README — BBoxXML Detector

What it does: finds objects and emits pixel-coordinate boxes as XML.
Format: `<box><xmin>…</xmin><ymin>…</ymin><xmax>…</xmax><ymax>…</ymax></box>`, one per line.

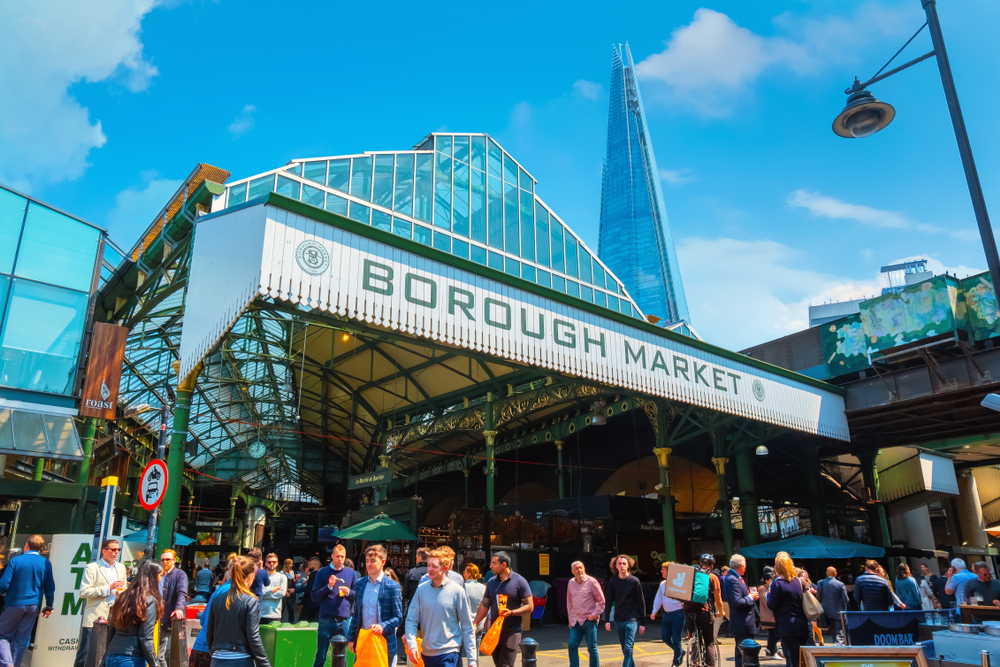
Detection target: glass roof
<box><xmin>217</xmin><ymin>133</ymin><xmax>644</xmax><ymax>320</ymax></box>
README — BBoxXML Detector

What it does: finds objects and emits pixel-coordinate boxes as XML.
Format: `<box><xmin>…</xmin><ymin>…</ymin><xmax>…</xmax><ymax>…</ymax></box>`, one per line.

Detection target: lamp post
<box><xmin>832</xmin><ymin>0</ymin><xmax>1000</xmax><ymax>294</ymax></box>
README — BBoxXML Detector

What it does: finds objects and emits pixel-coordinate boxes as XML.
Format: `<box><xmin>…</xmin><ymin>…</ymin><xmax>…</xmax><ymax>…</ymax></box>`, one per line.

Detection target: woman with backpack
<box><xmin>104</xmin><ymin>560</ymin><xmax>163</xmax><ymax>667</ymax></box>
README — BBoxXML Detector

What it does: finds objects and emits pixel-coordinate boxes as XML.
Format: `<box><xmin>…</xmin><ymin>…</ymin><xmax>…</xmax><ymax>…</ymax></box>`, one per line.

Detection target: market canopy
<box><xmin>123</xmin><ymin>529</ymin><xmax>196</xmax><ymax>546</ymax></box>
<box><xmin>335</xmin><ymin>513</ymin><xmax>417</xmax><ymax>541</ymax></box>
<box><xmin>740</xmin><ymin>534</ymin><xmax>884</xmax><ymax>560</ymax></box>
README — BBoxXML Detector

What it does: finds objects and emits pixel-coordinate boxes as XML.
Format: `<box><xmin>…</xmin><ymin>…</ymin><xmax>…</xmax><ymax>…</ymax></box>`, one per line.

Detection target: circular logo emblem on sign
<box><xmin>752</xmin><ymin>379</ymin><xmax>766</xmax><ymax>402</ymax></box>
<box><xmin>295</xmin><ymin>239</ymin><xmax>330</xmax><ymax>275</ymax></box>
<box><xmin>138</xmin><ymin>459</ymin><xmax>169</xmax><ymax>511</ymax></box>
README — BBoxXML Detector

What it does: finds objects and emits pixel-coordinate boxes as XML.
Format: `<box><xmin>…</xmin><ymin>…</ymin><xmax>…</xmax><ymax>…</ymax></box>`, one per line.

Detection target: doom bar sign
<box><xmin>80</xmin><ymin>322</ymin><xmax>128</xmax><ymax>419</ymax></box>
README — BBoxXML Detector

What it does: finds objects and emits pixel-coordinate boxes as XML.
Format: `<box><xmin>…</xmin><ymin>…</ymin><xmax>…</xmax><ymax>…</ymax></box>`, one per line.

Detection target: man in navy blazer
<box><xmin>816</xmin><ymin>567</ymin><xmax>848</xmax><ymax>645</ymax></box>
<box><xmin>349</xmin><ymin>544</ymin><xmax>403</xmax><ymax>667</ymax></box>
<box><xmin>722</xmin><ymin>555</ymin><xmax>758</xmax><ymax>667</ymax></box>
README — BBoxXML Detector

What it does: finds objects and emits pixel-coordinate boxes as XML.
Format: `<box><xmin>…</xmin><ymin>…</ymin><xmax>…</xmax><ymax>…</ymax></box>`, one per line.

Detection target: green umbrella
<box><xmin>335</xmin><ymin>513</ymin><xmax>417</xmax><ymax>541</ymax></box>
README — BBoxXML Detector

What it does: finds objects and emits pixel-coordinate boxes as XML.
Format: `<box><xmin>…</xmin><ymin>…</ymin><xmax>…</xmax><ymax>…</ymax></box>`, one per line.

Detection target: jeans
<box><xmin>313</xmin><ymin>618</ymin><xmax>351</xmax><ymax>667</ymax></box>
<box><xmin>423</xmin><ymin>652</ymin><xmax>460</xmax><ymax>667</ymax></box>
<box><xmin>660</xmin><ymin>611</ymin><xmax>684</xmax><ymax>664</ymax></box>
<box><xmin>780</xmin><ymin>633</ymin><xmax>814</xmax><ymax>667</ymax></box>
<box><xmin>568</xmin><ymin>620</ymin><xmax>599</xmax><ymax>667</ymax></box>
<box><xmin>105</xmin><ymin>656</ymin><xmax>146</xmax><ymax>667</ymax></box>
<box><xmin>73</xmin><ymin>625</ymin><xmax>93</xmax><ymax>667</ymax></box>
<box><xmin>614</xmin><ymin>620</ymin><xmax>639</xmax><ymax>667</ymax></box>
<box><xmin>211</xmin><ymin>657</ymin><xmax>255</xmax><ymax>667</ymax></box>
<box><xmin>0</xmin><ymin>604</ymin><xmax>38</xmax><ymax>667</ymax></box>
<box><xmin>687</xmin><ymin>611</ymin><xmax>717</xmax><ymax>667</ymax></box>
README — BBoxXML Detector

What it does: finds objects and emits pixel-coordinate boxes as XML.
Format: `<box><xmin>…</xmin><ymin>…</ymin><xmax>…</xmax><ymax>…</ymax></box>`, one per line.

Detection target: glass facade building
<box><xmin>0</xmin><ymin>186</ymin><xmax>108</xmax><ymax>397</ymax></box>
<box><xmin>217</xmin><ymin>133</ymin><xmax>645</xmax><ymax>319</ymax></box>
<box><xmin>598</xmin><ymin>44</ymin><xmax>690</xmax><ymax>325</ymax></box>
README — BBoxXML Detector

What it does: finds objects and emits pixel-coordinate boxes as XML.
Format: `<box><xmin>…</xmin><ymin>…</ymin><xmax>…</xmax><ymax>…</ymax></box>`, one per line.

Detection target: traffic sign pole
<box><xmin>145</xmin><ymin>404</ymin><xmax>170</xmax><ymax>560</ymax></box>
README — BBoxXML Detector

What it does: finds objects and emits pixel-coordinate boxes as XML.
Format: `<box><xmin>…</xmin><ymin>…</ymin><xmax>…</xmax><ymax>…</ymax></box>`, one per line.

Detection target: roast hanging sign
<box><xmin>80</xmin><ymin>322</ymin><xmax>129</xmax><ymax>420</ymax></box>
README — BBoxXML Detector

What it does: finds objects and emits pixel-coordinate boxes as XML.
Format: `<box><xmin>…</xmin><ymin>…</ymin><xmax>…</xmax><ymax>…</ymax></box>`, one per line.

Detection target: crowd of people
<box><xmin>0</xmin><ymin>533</ymin><xmax>997</xmax><ymax>667</ymax></box>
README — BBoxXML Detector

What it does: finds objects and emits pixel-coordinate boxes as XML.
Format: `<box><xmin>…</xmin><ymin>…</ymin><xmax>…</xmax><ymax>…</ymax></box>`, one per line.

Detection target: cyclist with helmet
<box><xmin>682</xmin><ymin>555</ymin><xmax>722</xmax><ymax>667</ymax></box>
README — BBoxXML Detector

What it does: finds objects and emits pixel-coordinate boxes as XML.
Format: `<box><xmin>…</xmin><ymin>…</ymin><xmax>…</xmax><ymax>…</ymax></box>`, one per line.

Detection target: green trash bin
<box><xmin>260</xmin><ymin>623</ymin><xmax>355</xmax><ymax>667</ymax></box>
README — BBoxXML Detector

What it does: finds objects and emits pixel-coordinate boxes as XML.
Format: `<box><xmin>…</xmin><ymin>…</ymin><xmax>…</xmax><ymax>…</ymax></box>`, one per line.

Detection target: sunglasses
<box><xmin>106</xmin><ymin>548</ymin><xmax>121</xmax><ymax>552</ymax></box>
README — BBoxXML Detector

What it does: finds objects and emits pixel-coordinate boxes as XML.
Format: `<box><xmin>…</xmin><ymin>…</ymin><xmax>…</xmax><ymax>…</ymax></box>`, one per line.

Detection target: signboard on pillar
<box><xmin>33</xmin><ymin>534</ymin><xmax>98</xmax><ymax>667</ymax></box>
<box><xmin>79</xmin><ymin>323</ymin><xmax>128</xmax><ymax>420</ymax></box>
<box><xmin>348</xmin><ymin>469</ymin><xmax>392</xmax><ymax>490</ymax></box>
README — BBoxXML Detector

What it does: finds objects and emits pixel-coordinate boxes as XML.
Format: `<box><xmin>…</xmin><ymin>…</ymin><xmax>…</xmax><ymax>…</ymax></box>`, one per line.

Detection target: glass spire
<box><xmin>598</xmin><ymin>43</ymin><xmax>690</xmax><ymax>325</ymax></box>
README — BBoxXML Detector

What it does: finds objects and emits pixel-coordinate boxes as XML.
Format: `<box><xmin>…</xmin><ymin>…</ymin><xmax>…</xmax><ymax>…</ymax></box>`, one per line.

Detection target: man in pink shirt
<box><xmin>567</xmin><ymin>561</ymin><xmax>606</xmax><ymax>667</ymax></box>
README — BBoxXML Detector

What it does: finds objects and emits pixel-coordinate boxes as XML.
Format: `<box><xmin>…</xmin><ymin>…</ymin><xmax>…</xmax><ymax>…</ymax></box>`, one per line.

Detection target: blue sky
<box><xmin>2</xmin><ymin>0</ymin><xmax>999</xmax><ymax>350</ymax></box>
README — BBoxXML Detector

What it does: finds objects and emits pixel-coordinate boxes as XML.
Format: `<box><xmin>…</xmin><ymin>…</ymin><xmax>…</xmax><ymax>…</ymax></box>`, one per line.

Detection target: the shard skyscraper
<box><xmin>598</xmin><ymin>43</ymin><xmax>690</xmax><ymax>325</ymax></box>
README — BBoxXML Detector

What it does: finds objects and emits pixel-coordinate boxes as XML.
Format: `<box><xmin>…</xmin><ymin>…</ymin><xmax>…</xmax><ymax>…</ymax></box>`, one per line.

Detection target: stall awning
<box><xmin>877</xmin><ymin>447</ymin><xmax>959</xmax><ymax>516</ymax></box>
<box><xmin>0</xmin><ymin>403</ymin><xmax>84</xmax><ymax>461</ymax></box>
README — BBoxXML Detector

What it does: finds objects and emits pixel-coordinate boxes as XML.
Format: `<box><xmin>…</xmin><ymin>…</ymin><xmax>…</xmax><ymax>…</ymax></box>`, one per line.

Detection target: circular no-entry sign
<box><xmin>139</xmin><ymin>459</ymin><xmax>169</xmax><ymax>511</ymax></box>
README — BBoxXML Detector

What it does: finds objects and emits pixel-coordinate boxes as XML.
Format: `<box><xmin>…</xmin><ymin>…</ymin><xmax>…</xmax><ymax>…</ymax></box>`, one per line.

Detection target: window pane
<box><xmin>471</xmin><ymin>137</ymin><xmax>486</xmax><ymax>171</ymax></box>
<box><xmin>567</xmin><ymin>280</ymin><xmax>580</xmax><ymax>298</ymax></box>
<box><xmin>534</xmin><ymin>203</ymin><xmax>549</xmax><ymax>267</ymax></box>
<box><xmin>593</xmin><ymin>260</ymin><xmax>606</xmax><ymax>288</ymax></box>
<box><xmin>372</xmin><ymin>155</ymin><xmax>394</xmax><ymax>208</ymax></box>
<box><xmin>503</xmin><ymin>154</ymin><xmax>517</xmax><ymax>185</ymax></box>
<box><xmin>505</xmin><ymin>258</ymin><xmax>520</xmax><ymax>277</ymax></box>
<box><xmin>488</xmin><ymin>139</ymin><xmax>503</xmax><ymax>179</ymax></box>
<box><xmin>16</xmin><ymin>204</ymin><xmax>100</xmax><ymax>292</ymax></box>
<box><xmin>550</xmin><ymin>223</ymin><xmax>564</xmax><ymax>273</ymax></box>
<box><xmin>393</xmin><ymin>154</ymin><xmax>414</xmax><ymax>217</ymax></box>
<box><xmin>304</xmin><ymin>161</ymin><xmax>327</xmax><ymax>185</ymax></box>
<box><xmin>414</xmin><ymin>224</ymin><xmax>432</xmax><ymax>247</ymax></box>
<box><xmin>536</xmin><ymin>269</ymin><xmax>551</xmax><ymax>288</ymax></box>
<box><xmin>552</xmin><ymin>275</ymin><xmax>566</xmax><ymax>293</ymax></box>
<box><xmin>0</xmin><ymin>189</ymin><xmax>27</xmax><ymax>275</ymax></box>
<box><xmin>594</xmin><ymin>291</ymin><xmax>607</xmax><ymax>308</ymax></box>
<box><xmin>608</xmin><ymin>295</ymin><xmax>619</xmax><ymax>312</ymax></box>
<box><xmin>351</xmin><ymin>156</ymin><xmax>372</xmax><ymax>201</ymax></box>
<box><xmin>414</xmin><ymin>154</ymin><xmax>433</xmax><ymax>223</ymax></box>
<box><xmin>522</xmin><ymin>264</ymin><xmax>535</xmax><ymax>283</ymax></box>
<box><xmin>504</xmin><ymin>182</ymin><xmax>518</xmax><ymax>256</ymax></box>
<box><xmin>436</xmin><ymin>135</ymin><xmax>452</xmax><ymax>156</ymax></box>
<box><xmin>452</xmin><ymin>239</ymin><xmax>469</xmax><ymax>259</ymax></box>
<box><xmin>276</xmin><ymin>175</ymin><xmax>299</xmax><ymax>198</ymax></box>
<box><xmin>392</xmin><ymin>217</ymin><xmax>412</xmax><ymax>239</ymax></box>
<box><xmin>348</xmin><ymin>201</ymin><xmax>370</xmax><ymax>224</ymax></box>
<box><xmin>565</xmin><ymin>233</ymin><xmax>579</xmax><ymax>277</ymax></box>
<box><xmin>0</xmin><ymin>280</ymin><xmax>89</xmax><ymax>394</ymax></box>
<box><xmin>433</xmin><ymin>232</ymin><xmax>451</xmax><ymax>253</ymax></box>
<box><xmin>488</xmin><ymin>251</ymin><xmax>503</xmax><ymax>272</ymax></box>
<box><xmin>581</xmin><ymin>285</ymin><xmax>593</xmax><ymax>303</ymax></box>
<box><xmin>248</xmin><ymin>175</ymin><xmax>274</xmax><ymax>200</ymax></box>
<box><xmin>470</xmin><ymin>245</ymin><xmax>487</xmax><ymax>266</ymax></box>
<box><xmin>228</xmin><ymin>183</ymin><xmax>247</xmax><ymax>207</ymax></box>
<box><xmin>454</xmin><ymin>136</ymin><xmax>469</xmax><ymax>164</ymax></box>
<box><xmin>579</xmin><ymin>249</ymin><xmax>592</xmax><ymax>283</ymax></box>
<box><xmin>519</xmin><ymin>190</ymin><xmax>534</xmax><ymax>262</ymax></box>
<box><xmin>487</xmin><ymin>176</ymin><xmax>503</xmax><ymax>250</ymax></box>
<box><xmin>286</xmin><ymin>164</ymin><xmax>302</xmax><ymax>177</ymax></box>
<box><xmin>519</xmin><ymin>167</ymin><xmax>532</xmax><ymax>193</ymax></box>
<box><xmin>302</xmin><ymin>185</ymin><xmax>324</xmax><ymax>208</ymax></box>
<box><xmin>372</xmin><ymin>209</ymin><xmax>392</xmax><ymax>232</ymax></box>
<box><xmin>453</xmin><ymin>162</ymin><xmax>469</xmax><ymax>237</ymax></box>
<box><xmin>325</xmin><ymin>194</ymin><xmax>348</xmax><ymax>215</ymax></box>
<box><xmin>470</xmin><ymin>168</ymin><xmax>486</xmax><ymax>243</ymax></box>
<box><xmin>328</xmin><ymin>159</ymin><xmax>350</xmax><ymax>193</ymax></box>
<box><xmin>0</xmin><ymin>276</ymin><xmax>8</xmax><ymax>323</ymax></box>
<box><xmin>434</xmin><ymin>153</ymin><xmax>452</xmax><ymax>230</ymax></box>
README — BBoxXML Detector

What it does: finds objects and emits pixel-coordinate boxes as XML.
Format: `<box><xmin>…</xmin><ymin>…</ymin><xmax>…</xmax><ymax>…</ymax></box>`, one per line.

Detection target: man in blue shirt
<box><xmin>312</xmin><ymin>545</ymin><xmax>358</xmax><ymax>667</ymax></box>
<box><xmin>0</xmin><ymin>535</ymin><xmax>54</xmax><ymax>667</ymax></box>
<box><xmin>946</xmin><ymin>559</ymin><xmax>979</xmax><ymax>606</ymax></box>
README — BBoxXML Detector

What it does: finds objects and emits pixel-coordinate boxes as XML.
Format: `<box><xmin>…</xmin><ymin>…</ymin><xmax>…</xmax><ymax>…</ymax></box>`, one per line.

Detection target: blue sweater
<box><xmin>311</xmin><ymin>565</ymin><xmax>358</xmax><ymax>619</ymax></box>
<box><xmin>192</xmin><ymin>582</ymin><xmax>230</xmax><ymax>653</ymax></box>
<box><xmin>0</xmin><ymin>551</ymin><xmax>55</xmax><ymax>607</ymax></box>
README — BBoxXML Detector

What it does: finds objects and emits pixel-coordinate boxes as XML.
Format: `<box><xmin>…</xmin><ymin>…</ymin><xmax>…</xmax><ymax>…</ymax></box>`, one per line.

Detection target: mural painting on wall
<box><xmin>823</xmin><ymin>314</ymin><xmax>871</xmax><ymax>376</ymax></box>
<box><xmin>961</xmin><ymin>272</ymin><xmax>1000</xmax><ymax>341</ymax></box>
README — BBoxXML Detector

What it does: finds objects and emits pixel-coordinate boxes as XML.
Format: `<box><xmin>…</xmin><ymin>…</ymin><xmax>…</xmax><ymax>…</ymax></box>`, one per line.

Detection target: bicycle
<box><xmin>685</xmin><ymin>612</ymin><xmax>719</xmax><ymax>667</ymax></box>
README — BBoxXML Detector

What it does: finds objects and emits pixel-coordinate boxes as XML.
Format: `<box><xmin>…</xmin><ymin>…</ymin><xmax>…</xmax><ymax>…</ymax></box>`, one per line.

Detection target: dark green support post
<box><xmin>859</xmin><ymin>449</ymin><xmax>891</xmax><ymax>549</ymax></box>
<box><xmin>156</xmin><ymin>363</ymin><xmax>200</xmax><ymax>555</ymax></box>
<box><xmin>653</xmin><ymin>447</ymin><xmax>676</xmax><ymax>561</ymax></box>
<box><xmin>484</xmin><ymin>433</ymin><xmax>496</xmax><ymax>511</ymax></box>
<box><xmin>736</xmin><ymin>447</ymin><xmax>761</xmax><ymax>547</ymax></box>
<box><xmin>805</xmin><ymin>449</ymin><xmax>829</xmax><ymax>537</ymax></box>
<box><xmin>463</xmin><ymin>470</ymin><xmax>469</xmax><ymax>507</ymax></box>
<box><xmin>712</xmin><ymin>456</ymin><xmax>733</xmax><ymax>558</ymax></box>
<box><xmin>556</xmin><ymin>441</ymin><xmax>565</xmax><ymax>500</ymax></box>
<box><xmin>77</xmin><ymin>418</ymin><xmax>98</xmax><ymax>485</ymax></box>
<box><xmin>33</xmin><ymin>458</ymin><xmax>44</xmax><ymax>481</ymax></box>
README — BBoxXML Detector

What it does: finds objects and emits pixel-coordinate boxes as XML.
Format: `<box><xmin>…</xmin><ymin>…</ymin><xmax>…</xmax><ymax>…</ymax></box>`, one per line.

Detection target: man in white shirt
<box><xmin>262</xmin><ymin>553</ymin><xmax>288</xmax><ymax>625</ymax></box>
<box><xmin>74</xmin><ymin>539</ymin><xmax>128</xmax><ymax>667</ymax></box>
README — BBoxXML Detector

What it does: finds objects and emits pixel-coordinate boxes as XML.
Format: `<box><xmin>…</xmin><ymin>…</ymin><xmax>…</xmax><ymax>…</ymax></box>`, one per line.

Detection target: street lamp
<box><xmin>832</xmin><ymin>0</ymin><xmax>1000</xmax><ymax>293</ymax></box>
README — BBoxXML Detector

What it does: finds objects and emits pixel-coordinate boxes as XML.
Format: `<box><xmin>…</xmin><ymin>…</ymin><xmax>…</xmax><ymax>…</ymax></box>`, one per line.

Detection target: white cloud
<box><xmin>787</xmin><ymin>189</ymin><xmax>941</xmax><ymax>233</ymax></box>
<box><xmin>106</xmin><ymin>171</ymin><xmax>182</xmax><ymax>243</ymax></box>
<box><xmin>952</xmin><ymin>228</ymin><xmax>981</xmax><ymax>242</ymax></box>
<box><xmin>228</xmin><ymin>105</ymin><xmax>256</xmax><ymax>138</ymax></box>
<box><xmin>572</xmin><ymin>79</ymin><xmax>602</xmax><ymax>101</ymax></box>
<box><xmin>659</xmin><ymin>168</ymin><xmax>696</xmax><ymax>185</ymax></box>
<box><xmin>634</xmin><ymin>4</ymin><xmax>920</xmax><ymax>116</ymax></box>
<box><xmin>0</xmin><ymin>0</ymin><xmax>161</xmax><ymax>191</ymax></box>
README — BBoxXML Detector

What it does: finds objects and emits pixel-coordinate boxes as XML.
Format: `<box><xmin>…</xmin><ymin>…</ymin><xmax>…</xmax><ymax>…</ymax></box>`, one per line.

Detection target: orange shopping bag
<box><xmin>355</xmin><ymin>629</ymin><xmax>389</xmax><ymax>667</ymax></box>
<box><xmin>410</xmin><ymin>638</ymin><xmax>424</xmax><ymax>667</ymax></box>
<box><xmin>478</xmin><ymin>617</ymin><xmax>504</xmax><ymax>656</ymax></box>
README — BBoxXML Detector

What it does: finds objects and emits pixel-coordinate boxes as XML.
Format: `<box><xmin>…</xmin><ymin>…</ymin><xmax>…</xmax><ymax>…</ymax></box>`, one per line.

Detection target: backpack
<box><xmin>691</xmin><ymin>570</ymin><xmax>710</xmax><ymax>605</ymax></box>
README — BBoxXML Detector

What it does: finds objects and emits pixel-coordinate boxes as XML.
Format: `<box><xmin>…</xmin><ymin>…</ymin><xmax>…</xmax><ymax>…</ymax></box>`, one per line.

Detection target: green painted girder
<box><xmin>919</xmin><ymin>433</ymin><xmax>1000</xmax><ymax>452</ymax></box>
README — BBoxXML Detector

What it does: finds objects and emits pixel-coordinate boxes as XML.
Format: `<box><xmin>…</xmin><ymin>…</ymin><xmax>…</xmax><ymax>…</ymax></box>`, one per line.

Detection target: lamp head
<box><xmin>755</xmin><ymin>444</ymin><xmax>769</xmax><ymax>456</ymax></box>
<box><xmin>833</xmin><ymin>86</ymin><xmax>895</xmax><ymax>138</ymax></box>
